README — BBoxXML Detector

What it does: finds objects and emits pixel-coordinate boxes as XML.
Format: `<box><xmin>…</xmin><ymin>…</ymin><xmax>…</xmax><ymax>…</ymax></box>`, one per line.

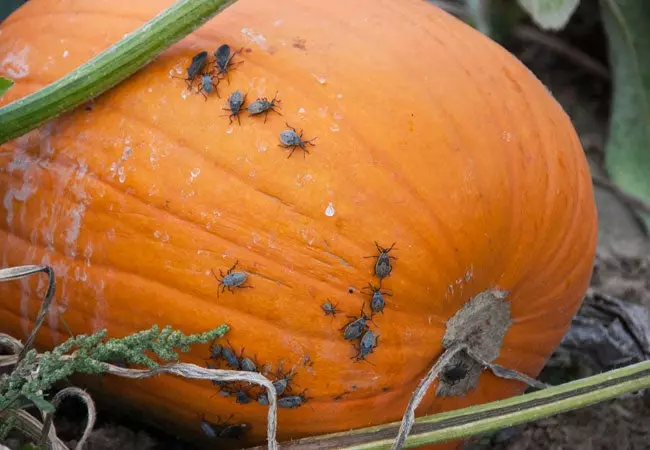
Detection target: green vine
<box><xmin>0</xmin><ymin>0</ymin><xmax>238</xmax><ymax>145</ymax></box>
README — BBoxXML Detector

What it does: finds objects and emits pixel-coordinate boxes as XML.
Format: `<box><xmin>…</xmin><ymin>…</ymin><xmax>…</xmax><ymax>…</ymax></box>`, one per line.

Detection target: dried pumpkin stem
<box><xmin>0</xmin><ymin>264</ymin><xmax>55</xmax><ymax>364</ymax></box>
<box><xmin>38</xmin><ymin>387</ymin><xmax>96</xmax><ymax>450</ymax></box>
<box><xmin>0</xmin><ymin>0</ymin><xmax>238</xmax><ymax>145</ymax></box>
<box><xmin>392</xmin><ymin>343</ymin><xmax>467</xmax><ymax>450</ymax></box>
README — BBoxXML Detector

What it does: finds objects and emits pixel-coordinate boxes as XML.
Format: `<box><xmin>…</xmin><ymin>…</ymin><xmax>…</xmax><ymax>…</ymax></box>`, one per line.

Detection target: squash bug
<box><xmin>362</xmin><ymin>282</ymin><xmax>392</xmax><ymax>314</ymax></box>
<box><xmin>211</xmin><ymin>260</ymin><xmax>252</xmax><ymax>297</ymax></box>
<box><xmin>240</xmin><ymin>353</ymin><xmax>258</xmax><ymax>372</ymax></box>
<box><xmin>196</xmin><ymin>72</ymin><xmax>220</xmax><ymax>99</ymax></box>
<box><xmin>441</xmin><ymin>363</ymin><xmax>468</xmax><ymax>386</ymax></box>
<box><xmin>321</xmin><ymin>300</ymin><xmax>340</xmax><ymax>317</ymax></box>
<box><xmin>200</xmin><ymin>414</ymin><xmax>249</xmax><ymax>440</ymax></box>
<box><xmin>221</xmin><ymin>340</ymin><xmax>241</xmax><ymax>369</ymax></box>
<box><xmin>273</xmin><ymin>364</ymin><xmax>297</xmax><ymax>396</ymax></box>
<box><xmin>173</xmin><ymin>51</ymin><xmax>208</xmax><ymax>88</ymax></box>
<box><xmin>235</xmin><ymin>389</ymin><xmax>253</xmax><ymax>404</ymax></box>
<box><xmin>248</xmin><ymin>91</ymin><xmax>282</xmax><ymax>123</ymax></box>
<box><xmin>353</xmin><ymin>329</ymin><xmax>378</xmax><ymax>363</ymax></box>
<box><xmin>208</xmin><ymin>338</ymin><xmax>223</xmax><ymax>360</ymax></box>
<box><xmin>223</xmin><ymin>90</ymin><xmax>247</xmax><ymax>125</ymax></box>
<box><xmin>277</xmin><ymin>390</ymin><xmax>310</xmax><ymax>409</ymax></box>
<box><xmin>214</xmin><ymin>44</ymin><xmax>243</xmax><ymax>83</ymax></box>
<box><xmin>365</xmin><ymin>242</ymin><xmax>397</xmax><ymax>279</ymax></box>
<box><xmin>257</xmin><ymin>392</ymin><xmax>269</xmax><ymax>406</ymax></box>
<box><xmin>341</xmin><ymin>304</ymin><xmax>374</xmax><ymax>340</ymax></box>
<box><xmin>278</xmin><ymin>123</ymin><xmax>317</xmax><ymax>159</ymax></box>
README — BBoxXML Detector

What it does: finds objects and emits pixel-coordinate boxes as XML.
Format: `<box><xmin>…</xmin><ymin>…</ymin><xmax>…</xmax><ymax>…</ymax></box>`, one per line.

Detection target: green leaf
<box><xmin>517</xmin><ymin>0</ymin><xmax>581</xmax><ymax>30</ymax></box>
<box><xmin>0</xmin><ymin>77</ymin><xmax>13</xmax><ymax>98</ymax></box>
<box><xmin>25</xmin><ymin>394</ymin><xmax>55</xmax><ymax>414</ymax></box>
<box><xmin>601</xmin><ymin>0</ymin><xmax>650</xmax><ymax>231</ymax></box>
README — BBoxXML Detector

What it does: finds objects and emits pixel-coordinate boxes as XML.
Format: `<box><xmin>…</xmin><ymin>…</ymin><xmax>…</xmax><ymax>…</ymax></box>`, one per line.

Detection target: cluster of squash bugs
<box><xmin>174</xmin><ymin>45</ymin><xmax>243</xmax><ymax>99</ymax></box>
<box><xmin>175</xmin><ymin>45</ymin><xmax>319</xmax><ymax>159</ymax></box>
<box><xmin>205</xmin><ymin>338</ymin><xmax>308</xmax><ymax>408</ymax></box>
<box><xmin>319</xmin><ymin>242</ymin><xmax>397</xmax><ymax>363</ymax></box>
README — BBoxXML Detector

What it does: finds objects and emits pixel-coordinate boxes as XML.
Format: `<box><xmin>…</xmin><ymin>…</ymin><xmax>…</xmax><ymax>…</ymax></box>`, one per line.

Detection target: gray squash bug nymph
<box><xmin>235</xmin><ymin>389</ymin><xmax>253</xmax><ymax>404</ymax></box>
<box><xmin>441</xmin><ymin>363</ymin><xmax>468</xmax><ymax>386</ymax></box>
<box><xmin>257</xmin><ymin>392</ymin><xmax>269</xmax><ymax>406</ymax></box>
<box><xmin>200</xmin><ymin>414</ymin><xmax>249</xmax><ymax>440</ymax></box>
<box><xmin>321</xmin><ymin>300</ymin><xmax>340</xmax><ymax>317</ymax></box>
<box><xmin>248</xmin><ymin>91</ymin><xmax>282</xmax><ymax>123</ymax></box>
<box><xmin>353</xmin><ymin>329</ymin><xmax>378</xmax><ymax>363</ymax></box>
<box><xmin>214</xmin><ymin>44</ymin><xmax>243</xmax><ymax>83</ymax></box>
<box><xmin>362</xmin><ymin>282</ymin><xmax>392</xmax><ymax>315</ymax></box>
<box><xmin>209</xmin><ymin>338</ymin><xmax>223</xmax><ymax>360</ymax></box>
<box><xmin>240</xmin><ymin>355</ymin><xmax>258</xmax><ymax>372</ymax></box>
<box><xmin>365</xmin><ymin>242</ymin><xmax>397</xmax><ymax>279</ymax></box>
<box><xmin>277</xmin><ymin>390</ymin><xmax>310</xmax><ymax>409</ymax></box>
<box><xmin>222</xmin><ymin>90</ymin><xmax>247</xmax><ymax>125</ymax></box>
<box><xmin>196</xmin><ymin>72</ymin><xmax>220</xmax><ymax>99</ymax></box>
<box><xmin>278</xmin><ymin>123</ymin><xmax>317</xmax><ymax>159</ymax></box>
<box><xmin>173</xmin><ymin>51</ymin><xmax>208</xmax><ymax>88</ymax></box>
<box><xmin>211</xmin><ymin>260</ymin><xmax>252</xmax><ymax>297</ymax></box>
<box><xmin>341</xmin><ymin>304</ymin><xmax>373</xmax><ymax>340</ymax></box>
<box><xmin>221</xmin><ymin>342</ymin><xmax>241</xmax><ymax>369</ymax></box>
<box><xmin>273</xmin><ymin>365</ymin><xmax>297</xmax><ymax>396</ymax></box>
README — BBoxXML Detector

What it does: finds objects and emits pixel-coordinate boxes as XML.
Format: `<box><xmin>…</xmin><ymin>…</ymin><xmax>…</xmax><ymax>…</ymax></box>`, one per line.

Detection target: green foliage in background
<box><xmin>601</xmin><ymin>0</ymin><xmax>650</xmax><ymax>230</ymax></box>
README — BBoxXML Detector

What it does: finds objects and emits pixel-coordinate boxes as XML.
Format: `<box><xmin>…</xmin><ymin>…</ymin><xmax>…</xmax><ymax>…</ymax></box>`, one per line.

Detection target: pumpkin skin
<box><xmin>0</xmin><ymin>0</ymin><xmax>597</xmax><ymax>446</ymax></box>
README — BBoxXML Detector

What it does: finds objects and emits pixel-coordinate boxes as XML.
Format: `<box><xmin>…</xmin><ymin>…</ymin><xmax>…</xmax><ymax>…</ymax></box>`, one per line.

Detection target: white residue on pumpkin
<box><xmin>297</xmin><ymin>228</ymin><xmax>316</xmax><ymax>246</ymax></box>
<box><xmin>273</xmin><ymin>19</ymin><xmax>284</xmax><ymax>27</ymax></box>
<box><xmin>188</xmin><ymin>167</ymin><xmax>201</xmax><ymax>184</ymax></box>
<box><xmin>251</xmin><ymin>232</ymin><xmax>261</xmax><ymax>245</ymax></box>
<box><xmin>63</xmin><ymin>50</ymin><xmax>69</xmax><ymax>58</ymax></box>
<box><xmin>256</xmin><ymin>140</ymin><xmax>268</xmax><ymax>152</ymax></box>
<box><xmin>148</xmin><ymin>184</ymin><xmax>159</xmax><ymax>197</ymax></box>
<box><xmin>1</xmin><ymin>45</ymin><xmax>30</xmax><ymax>79</ymax></box>
<box><xmin>197</xmin><ymin>249</ymin><xmax>210</xmax><ymax>256</ymax></box>
<box><xmin>298</xmin><ymin>107</ymin><xmax>306</xmax><ymax>116</ymax></box>
<box><xmin>180</xmin><ymin>90</ymin><xmax>189</xmax><ymax>100</ymax></box>
<box><xmin>180</xmin><ymin>189</ymin><xmax>196</xmax><ymax>200</ymax></box>
<box><xmin>318</xmin><ymin>107</ymin><xmax>328</xmax><ymax>118</ymax></box>
<box><xmin>249</xmin><ymin>171</ymin><xmax>256</xmax><ymax>178</ymax></box>
<box><xmin>109</xmin><ymin>142</ymin><xmax>133</xmax><ymax>183</ymax></box>
<box><xmin>296</xmin><ymin>173</ymin><xmax>314</xmax><ymax>187</ymax></box>
<box><xmin>241</xmin><ymin>28</ymin><xmax>268</xmax><ymax>50</ymax></box>
<box><xmin>330</xmin><ymin>123</ymin><xmax>340</xmax><ymax>132</ymax></box>
<box><xmin>312</xmin><ymin>73</ymin><xmax>327</xmax><ymax>85</ymax></box>
<box><xmin>337</xmin><ymin>93</ymin><xmax>344</xmax><ymax>99</ymax></box>
<box><xmin>501</xmin><ymin>131</ymin><xmax>513</xmax><ymax>143</ymax></box>
<box><xmin>226</xmin><ymin>127</ymin><xmax>234</xmax><ymax>135</ymax></box>
<box><xmin>105</xmin><ymin>228</ymin><xmax>116</xmax><ymax>242</ymax></box>
<box><xmin>154</xmin><ymin>230</ymin><xmax>170</xmax><ymax>243</ymax></box>
<box><xmin>325</xmin><ymin>202</ymin><xmax>335</xmax><ymax>217</ymax></box>
<box><xmin>65</xmin><ymin>203</ymin><xmax>86</xmax><ymax>257</ymax></box>
<box><xmin>333</xmin><ymin>111</ymin><xmax>344</xmax><ymax>121</ymax></box>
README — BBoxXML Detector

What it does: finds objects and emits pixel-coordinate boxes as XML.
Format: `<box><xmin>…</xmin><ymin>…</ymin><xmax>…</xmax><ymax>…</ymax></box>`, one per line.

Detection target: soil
<box><xmin>4</xmin><ymin>1</ymin><xmax>650</xmax><ymax>449</ymax></box>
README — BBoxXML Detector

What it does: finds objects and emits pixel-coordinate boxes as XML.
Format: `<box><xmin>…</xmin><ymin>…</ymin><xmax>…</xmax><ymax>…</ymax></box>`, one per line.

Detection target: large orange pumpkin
<box><xmin>0</xmin><ymin>0</ymin><xmax>597</xmax><ymax>447</ymax></box>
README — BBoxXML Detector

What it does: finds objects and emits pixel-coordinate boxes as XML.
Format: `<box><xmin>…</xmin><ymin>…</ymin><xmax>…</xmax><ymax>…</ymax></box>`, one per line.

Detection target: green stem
<box><xmin>0</xmin><ymin>0</ymin><xmax>237</xmax><ymax>145</ymax></box>
<box><xmin>256</xmin><ymin>360</ymin><xmax>650</xmax><ymax>449</ymax></box>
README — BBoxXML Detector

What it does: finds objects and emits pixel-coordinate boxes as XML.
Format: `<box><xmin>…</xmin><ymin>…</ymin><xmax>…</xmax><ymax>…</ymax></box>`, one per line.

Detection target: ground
<box><xmin>4</xmin><ymin>2</ymin><xmax>650</xmax><ymax>449</ymax></box>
